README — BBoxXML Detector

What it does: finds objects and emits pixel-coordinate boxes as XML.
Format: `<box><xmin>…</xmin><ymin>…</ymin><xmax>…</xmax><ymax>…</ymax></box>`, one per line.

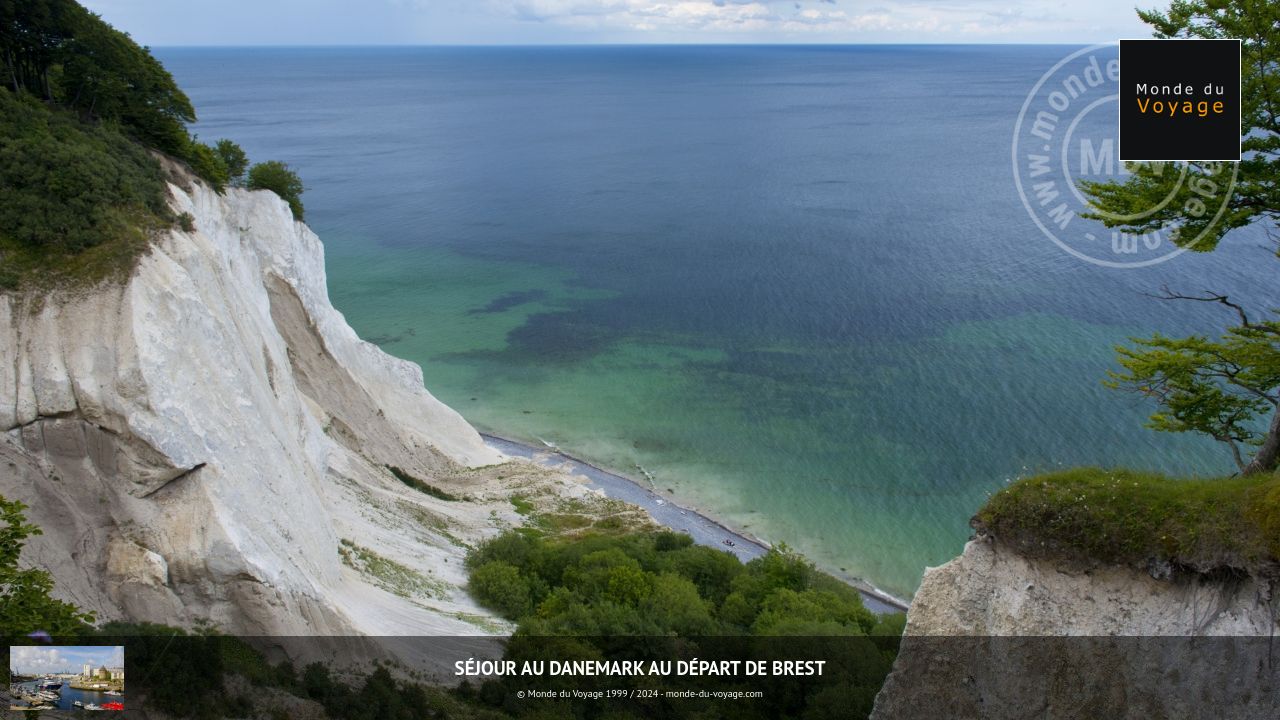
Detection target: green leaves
<box><xmin>184</xmin><ymin>139</ymin><xmax>230</xmax><ymax>192</ymax></box>
<box><xmin>247</xmin><ymin>160</ymin><xmax>306</xmax><ymax>220</ymax></box>
<box><xmin>468</xmin><ymin>531</ymin><xmax>901</xmax><ymax>718</ymax></box>
<box><xmin>974</xmin><ymin>467</ymin><xmax>1278</xmax><ymax>576</ymax></box>
<box><xmin>1106</xmin><ymin>322</ymin><xmax>1280</xmax><ymax>471</ymax></box>
<box><xmin>0</xmin><ymin>1</ymin><xmax>197</xmax><ymax>155</ymax></box>
<box><xmin>1083</xmin><ymin>1</ymin><xmax>1280</xmax><ymax>255</ymax></box>
<box><xmin>0</xmin><ymin>89</ymin><xmax>170</xmax><ymax>253</ymax></box>
<box><xmin>213</xmin><ymin>139</ymin><xmax>248</xmax><ymax>185</ymax></box>
<box><xmin>1079</xmin><ymin>162</ymin><xmax>1252</xmax><ymax>252</ymax></box>
<box><xmin>469</xmin><ymin>561</ymin><xmax>533</xmax><ymax>618</ymax></box>
<box><xmin>466</xmin><ymin>529</ymin><xmax>881</xmax><ymax>637</ymax></box>
<box><xmin>0</xmin><ymin>2</ymin><xmax>292</xmax><ymax>267</ymax></box>
<box><xmin>0</xmin><ymin>495</ymin><xmax>95</xmax><ymax>636</ymax></box>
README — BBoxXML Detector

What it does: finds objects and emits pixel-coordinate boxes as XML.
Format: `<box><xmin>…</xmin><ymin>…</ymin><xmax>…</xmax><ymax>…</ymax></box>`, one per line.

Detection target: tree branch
<box><xmin>1142</xmin><ymin>285</ymin><xmax>1254</xmax><ymax>326</ymax></box>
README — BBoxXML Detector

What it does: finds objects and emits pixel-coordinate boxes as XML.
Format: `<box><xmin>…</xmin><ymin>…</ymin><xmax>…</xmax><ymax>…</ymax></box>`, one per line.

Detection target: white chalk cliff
<box><xmin>871</xmin><ymin>537</ymin><xmax>1280</xmax><ymax>719</ymax></box>
<box><xmin>0</xmin><ymin>168</ymin><xmax>542</xmax><ymax>637</ymax></box>
<box><xmin>894</xmin><ymin>537</ymin><xmax>1277</xmax><ymax>636</ymax></box>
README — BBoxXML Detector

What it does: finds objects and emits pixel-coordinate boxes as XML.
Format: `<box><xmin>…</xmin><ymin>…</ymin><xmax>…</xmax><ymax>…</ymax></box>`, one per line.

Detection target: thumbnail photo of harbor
<box><xmin>7</xmin><ymin>646</ymin><xmax>124</xmax><ymax>712</ymax></box>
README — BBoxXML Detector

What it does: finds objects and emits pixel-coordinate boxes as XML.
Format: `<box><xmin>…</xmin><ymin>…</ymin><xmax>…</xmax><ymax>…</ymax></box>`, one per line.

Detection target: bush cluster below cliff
<box><xmin>465</xmin><ymin>529</ymin><xmax>905</xmax><ymax>719</ymax></box>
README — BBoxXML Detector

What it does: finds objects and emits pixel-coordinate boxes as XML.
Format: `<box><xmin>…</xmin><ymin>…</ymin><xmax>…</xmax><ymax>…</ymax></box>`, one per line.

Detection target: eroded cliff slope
<box><xmin>1</xmin><ymin>171</ymin><xmax>568</xmax><ymax>637</ymax></box>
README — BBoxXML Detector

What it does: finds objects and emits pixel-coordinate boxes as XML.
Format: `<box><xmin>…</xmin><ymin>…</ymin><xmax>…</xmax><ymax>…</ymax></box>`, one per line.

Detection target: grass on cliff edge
<box><xmin>974</xmin><ymin>467</ymin><xmax>1280</xmax><ymax>579</ymax></box>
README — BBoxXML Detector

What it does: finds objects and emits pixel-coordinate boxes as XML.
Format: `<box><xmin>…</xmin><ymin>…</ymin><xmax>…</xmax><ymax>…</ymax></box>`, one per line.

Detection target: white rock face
<box><xmin>872</xmin><ymin>538</ymin><xmax>1280</xmax><ymax>719</ymax></box>
<box><xmin>1</xmin><ymin>174</ymin><xmax>516</xmax><ymax>638</ymax></box>
<box><xmin>902</xmin><ymin>537</ymin><xmax>1276</xmax><ymax>636</ymax></box>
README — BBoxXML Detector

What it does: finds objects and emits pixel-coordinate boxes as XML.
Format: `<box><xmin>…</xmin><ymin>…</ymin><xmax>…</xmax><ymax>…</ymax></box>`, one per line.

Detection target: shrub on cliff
<box><xmin>974</xmin><ymin>468</ymin><xmax>1280</xmax><ymax>578</ymax></box>
<box><xmin>0</xmin><ymin>0</ymin><xmax>299</xmax><ymax>289</ymax></box>
<box><xmin>0</xmin><ymin>1</ymin><xmax>224</xmax><ymax>178</ymax></box>
<box><xmin>469</xmin><ymin>561</ymin><xmax>534</xmax><ymax>619</ymax></box>
<box><xmin>0</xmin><ymin>89</ymin><xmax>175</xmax><ymax>287</ymax></box>
<box><xmin>185</xmin><ymin>138</ymin><xmax>230</xmax><ymax>192</ymax></box>
<box><xmin>248</xmin><ymin>160</ymin><xmax>306</xmax><ymax>220</ymax></box>
<box><xmin>214</xmin><ymin>138</ymin><xmax>249</xmax><ymax>185</ymax></box>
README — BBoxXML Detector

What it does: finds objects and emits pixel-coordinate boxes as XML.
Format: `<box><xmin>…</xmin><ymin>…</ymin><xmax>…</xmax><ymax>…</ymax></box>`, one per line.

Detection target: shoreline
<box><xmin>479</xmin><ymin>431</ymin><xmax>911</xmax><ymax>615</ymax></box>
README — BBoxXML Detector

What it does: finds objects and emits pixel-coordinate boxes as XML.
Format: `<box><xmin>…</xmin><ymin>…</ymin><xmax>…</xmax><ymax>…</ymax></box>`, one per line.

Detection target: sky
<box><xmin>80</xmin><ymin>0</ymin><xmax>1152</xmax><ymax>46</ymax></box>
<box><xmin>9</xmin><ymin>646</ymin><xmax>124</xmax><ymax>675</ymax></box>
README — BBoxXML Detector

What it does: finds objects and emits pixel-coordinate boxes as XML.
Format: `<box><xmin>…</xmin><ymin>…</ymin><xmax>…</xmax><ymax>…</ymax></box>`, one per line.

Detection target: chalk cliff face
<box><xmin>0</xmin><ymin>170</ymin><xmax>534</xmax><ymax>637</ymax></box>
<box><xmin>872</xmin><ymin>537</ymin><xmax>1280</xmax><ymax>720</ymax></box>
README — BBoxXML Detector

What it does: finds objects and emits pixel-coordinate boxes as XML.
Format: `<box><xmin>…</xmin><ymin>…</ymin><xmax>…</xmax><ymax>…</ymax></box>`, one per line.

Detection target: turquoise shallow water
<box><xmin>161</xmin><ymin>45</ymin><xmax>1272</xmax><ymax>598</ymax></box>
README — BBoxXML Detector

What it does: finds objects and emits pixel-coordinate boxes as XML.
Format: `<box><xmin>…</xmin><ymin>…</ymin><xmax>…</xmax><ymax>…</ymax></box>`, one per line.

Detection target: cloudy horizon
<box><xmin>9</xmin><ymin>646</ymin><xmax>125</xmax><ymax>676</ymax></box>
<box><xmin>81</xmin><ymin>1</ymin><xmax>1152</xmax><ymax>47</ymax></box>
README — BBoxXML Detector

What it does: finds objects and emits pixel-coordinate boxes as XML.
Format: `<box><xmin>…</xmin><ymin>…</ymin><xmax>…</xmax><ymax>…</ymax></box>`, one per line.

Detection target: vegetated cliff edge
<box><xmin>0</xmin><ymin>167</ymin><xmax>579</xmax><ymax>637</ymax></box>
<box><xmin>871</xmin><ymin>535</ymin><xmax>1280</xmax><ymax>719</ymax></box>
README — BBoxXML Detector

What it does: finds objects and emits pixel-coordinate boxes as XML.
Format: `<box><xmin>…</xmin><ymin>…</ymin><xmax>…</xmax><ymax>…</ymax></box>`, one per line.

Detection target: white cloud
<box><xmin>80</xmin><ymin>0</ymin><xmax>1149</xmax><ymax>45</ymax></box>
<box><xmin>488</xmin><ymin>0</ymin><xmax>1118</xmax><ymax>38</ymax></box>
<box><xmin>9</xmin><ymin>646</ymin><xmax>125</xmax><ymax>675</ymax></box>
<box><xmin>9</xmin><ymin>647</ymin><xmax>67</xmax><ymax>674</ymax></box>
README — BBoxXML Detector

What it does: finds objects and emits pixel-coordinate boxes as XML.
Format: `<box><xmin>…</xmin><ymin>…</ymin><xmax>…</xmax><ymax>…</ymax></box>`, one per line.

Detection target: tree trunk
<box><xmin>6</xmin><ymin>49</ymin><xmax>18</xmax><ymax>93</ymax></box>
<box><xmin>1242</xmin><ymin>408</ymin><xmax>1280</xmax><ymax>475</ymax></box>
<box><xmin>1224</xmin><ymin>438</ymin><xmax>1245</xmax><ymax>472</ymax></box>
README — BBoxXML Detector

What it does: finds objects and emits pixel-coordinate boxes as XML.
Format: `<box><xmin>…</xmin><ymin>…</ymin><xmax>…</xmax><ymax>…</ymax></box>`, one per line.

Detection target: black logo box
<box><xmin>1119</xmin><ymin>38</ymin><xmax>1241</xmax><ymax>162</ymax></box>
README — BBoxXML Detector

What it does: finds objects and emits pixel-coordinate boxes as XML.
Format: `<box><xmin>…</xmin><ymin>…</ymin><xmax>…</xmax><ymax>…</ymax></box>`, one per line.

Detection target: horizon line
<box><xmin>150</xmin><ymin>40</ymin><xmax>1122</xmax><ymax>49</ymax></box>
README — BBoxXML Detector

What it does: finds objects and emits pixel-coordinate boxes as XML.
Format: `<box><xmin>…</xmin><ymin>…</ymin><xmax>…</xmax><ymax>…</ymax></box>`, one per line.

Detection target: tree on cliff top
<box><xmin>1</xmin><ymin>0</ymin><xmax>195</xmax><ymax>156</ymax></box>
<box><xmin>0</xmin><ymin>2</ymin><xmax>299</xmax><ymax>287</ymax></box>
<box><xmin>248</xmin><ymin>160</ymin><xmax>306</xmax><ymax>221</ymax></box>
<box><xmin>1084</xmin><ymin>0</ymin><xmax>1280</xmax><ymax>475</ymax></box>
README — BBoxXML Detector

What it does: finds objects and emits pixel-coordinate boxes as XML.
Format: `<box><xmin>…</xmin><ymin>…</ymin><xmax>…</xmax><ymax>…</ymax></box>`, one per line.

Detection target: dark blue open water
<box><xmin>158</xmin><ymin>46</ymin><xmax>1273</xmax><ymax>598</ymax></box>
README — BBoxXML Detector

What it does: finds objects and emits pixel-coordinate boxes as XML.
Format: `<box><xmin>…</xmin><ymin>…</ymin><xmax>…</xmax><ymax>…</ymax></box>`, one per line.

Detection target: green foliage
<box><xmin>467</xmin><ymin>531</ymin><xmax>902</xmax><ymax>718</ymax></box>
<box><xmin>0</xmin><ymin>495</ymin><xmax>95</xmax><ymax>636</ymax></box>
<box><xmin>248</xmin><ymin>160</ymin><xmax>305</xmax><ymax>220</ymax></box>
<box><xmin>94</xmin><ymin>623</ymin><xmax>228</xmax><ymax>720</ymax></box>
<box><xmin>385</xmin><ymin>465</ymin><xmax>461</xmax><ymax>501</ymax></box>
<box><xmin>467</xmin><ymin>530</ymin><xmax>884</xmax><ymax>636</ymax></box>
<box><xmin>1</xmin><ymin>0</ymin><xmax>195</xmax><ymax>155</ymax></box>
<box><xmin>510</xmin><ymin>494</ymin><xmax>536</xmax><ymax>515</ymax></box>
<box><xmin>1080</xmin><ymin>0</ymin><xmax>1279</xmax><ymax>253</ymax></box>
<box><xmin>0</xmin><ymin>1</ymin><xmax>79</xmax><ymax>99</ymax></box>
<box><xmin>0</xmin><ymin>89</ymin><xmax>171</xmax><ymax>264</ymax></box>
<box><xmin>0</xmin><ymin>1</ymin><xmax>295</xmax><ymax>285</ymax></box>
<box><xmin>974</xmin><ymin>467</ymin><xmax>1280</xmax><ymax>577</ymax></box>
<box><xmin>1080</xmin><ymin>2</ymin><xmax>1280</xmax><ymax>475</ymax></box>
<box><xmin>213</xmin><ymin>138</ymin><xmax>249</xmax><ymax>185</ymax></box>
<box><xmin>184</xmin><ymin>139</ymin><xmax>229</xmax><ymax>192</ymax></box>
<box><xmin>90</xmin><ymin>624</ymin><xmax>505</xmax><ymax>720</ymax></box>
<box><xmin>469</xmin><ymin>561</ymin><xmax>533</xmax><ymax>618</ymax></box>
<box><xmin>57</xmin><ymin>8</ymin><xmax>194</xmax><ymax>155</ymax></box>
<box><xmin>1105</xmin><ymin>322</ymin><xmax>1280</xmax><ymax>473</ymax></box>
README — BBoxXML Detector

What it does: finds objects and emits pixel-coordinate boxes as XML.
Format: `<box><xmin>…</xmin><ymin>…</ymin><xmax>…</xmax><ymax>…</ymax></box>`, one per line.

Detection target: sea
<box><xmin>10</xmin><ymin>680</ymin><xmax>124</xmax><ymax>711</ymax></box>
<box><xmin>158</xmin><ymin>45</ymin><xmax>1273</xmax><ymax>599</ymax></box>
